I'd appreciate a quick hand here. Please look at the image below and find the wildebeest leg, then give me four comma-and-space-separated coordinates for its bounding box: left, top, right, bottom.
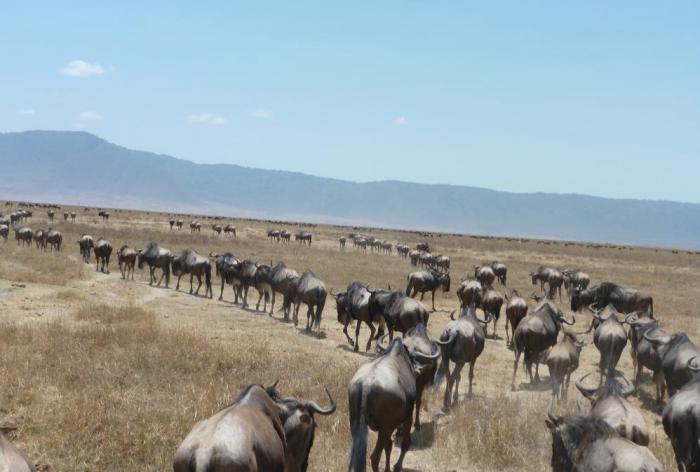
467, 361, 476, 397
353, 319, 362, 352
195, 274, 202, 295
452, 362, 464, 404
105, 255, 110, 273
419, 291, 424, 301
431, 290, 436, 311
511, 350, 522, 390
188, 273, 194, 294
242, 286, 249, 308
293, 302, 300, 326
505, 318, 511, 345
370, 430, 386, 472
414, 387, 424, 430
175, 274, 182, 291
269, 291, 276, 314
218, 276, 225, 301
443, 365, 454, 409
157, 269, 167, 287
563, 372, 571, 400
342, 319, 354, 347
393, 417, 412, 472
148, 266, 155, 285
365, 321, 376, 352
95, 257, 99, 272
255, 290, 264, 310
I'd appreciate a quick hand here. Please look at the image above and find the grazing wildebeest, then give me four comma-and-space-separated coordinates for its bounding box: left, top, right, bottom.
571, 282, 653, 315
0, 430, 35, 472
576, 371, 649, 446
480, 288, 504, 339
283, 270, 326, 333
663, 357, 700, 472
0, 224, 8, 242
14, 227, 33, 246
336, 282, 385, 352
173, 383, 336, 472
295, 231, 312, 246
546, 330, 583, 403
394, 323, 440, 430
546, 410, 663, 472
224, 224, 237, 238
63, 211, 69, 221
211, 223, 222, 235
176, 219, 183, 230
47, 210, 54, 222
339, 236, 347, 249
189, 220, 201, 233
456, 278, 483, 309
269, 262, 299, 316
98, 210, 109, 221
117, 245, 138, 280
405, 269, 450, 311
644, 330, 700, 397
530, 266, 563, 300
211, 252, 242, 302
512, 296, 575, 389
474, 264, 496, 288
504, 289, 528, 345
267, 229, 281, 242
137, 241, 173, 287
171, 248, 213, 298
435, 303, 491, 407
589, 305, 628, 382
78, 234, 94, 262
44, 229, 62, 251
169, 218, 175, 230
562, 268, 590, 294
625, 312, 666, 402
93, 238, 113, 273
347, 337, 428, 472
280, 230, 291, 243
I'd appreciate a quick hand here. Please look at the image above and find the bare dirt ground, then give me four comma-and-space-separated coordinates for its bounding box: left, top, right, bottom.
1, 204, 698, 470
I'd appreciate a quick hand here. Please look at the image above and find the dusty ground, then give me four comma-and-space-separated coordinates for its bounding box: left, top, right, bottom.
1, 204, 698, 470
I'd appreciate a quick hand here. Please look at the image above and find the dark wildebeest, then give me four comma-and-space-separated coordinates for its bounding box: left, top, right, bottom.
176, 219, 183, 230
562, 268, 590, 294
571, 282, 654, 315
70, 211, 76, 222
33, 229, 46, 250
589, 305, 629, 383
189, 220, 201, 233
117, 245, 138, 280
545, 330, 583, 404
0, 224, 8, 242
625, 312, 666, 403
252, 264, 273, 311
348, 337, 435, 472
267, 229, 281, 242
405, 269, 450, 311
490, 261, 508, 285
14, 227, 33, 247
336, 282, 386, 352
662, 357, 700, 472
434, 255, 450, 272
44, 229, 62, 251
456, 278, 483, 309
511, 295, 575, 389
530, 266, 563, 300
171, 248, 213, 298
435, 303, 491, 407
78, 234, 94, 262
0, 430, 35, 472
474, 264, 496, 288
644, 330, 700, 397
224, 224, 237, 238
211, 223, 222, 235
173, 383, 335, 472
169, 218, 175, 230
416, 242, 430, 252
280, 230, 291, 243
576, 371, 649, 446
63, 211, 69, 221
98, 210, 109, 221
137, 241, 172, 287
504, 289, 528, 345
284, 270, 326, 333
269, 262, 299, 317
234, 260, 261, 308
392, 323, 440, 431
480, 288, 504, 339
211, 252, 242, 303
295, 232, 312, 246
546, 410, 663, 472
369, 291, 429, 340
339, 236, 347, 249
93, 238, 113, 273
47, 210, 54, 222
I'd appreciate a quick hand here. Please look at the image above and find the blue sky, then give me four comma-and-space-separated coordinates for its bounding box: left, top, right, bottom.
1, 1, 698, 202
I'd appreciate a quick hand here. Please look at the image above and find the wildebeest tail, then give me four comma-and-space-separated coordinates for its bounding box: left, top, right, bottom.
348, 388, 369, 472
205, 262, 213, 298
405, 274, 413, 296
315, 291, 327, 331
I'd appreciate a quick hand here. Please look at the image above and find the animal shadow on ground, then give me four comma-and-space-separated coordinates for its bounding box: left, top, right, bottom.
635, 377, 664, 414
297, 327, 327, 340
516, 376, 552, 392
396, 420, 436, 450
336, 344, 377, 358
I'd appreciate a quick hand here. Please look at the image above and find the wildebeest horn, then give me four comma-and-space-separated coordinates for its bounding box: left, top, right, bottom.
475, 311, 492, 325
560, 314, 576, 325
643, 329, 670, 345
387, 284, 391, 291
546, 403, 561, 427
412, 344, 441, 363
268, 379, 280, 391
687, 356, 700, 373
365, 284, 373, 292
575, 372, 597, 398
619, 376, 635, 397
435, 331, 457, 346
377, 334, 390, 353
449, 310, 457, 320
307, 388, 337, 415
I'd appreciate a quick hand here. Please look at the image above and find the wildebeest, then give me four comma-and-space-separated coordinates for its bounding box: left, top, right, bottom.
78, 234, 94, 262
347, 337, 423, 472
371, 292, 429, 339
0, 224, 8, 242
504, 289, 528, 345
98, 210, 109, 221
562, 268, 590, 294
33, 229, 46, 249
189, 220, 201, 232
405, 269, 450, 311
267, 229, 281, 242
490, 261, 508, 285
456, 278, 483, 309
137, 241, 172, 287
530, 266, 563, 300
169, 218, 175, 230
546, 410, 663, 472
280, 230, 291, 243
211, 223, 222, 235
474, 264, 496, 288
339, 236, 347, 249
70, 211, 76, 222
626, 312, 666, 403
269, 261, 299, 317
211, 252, 243, 302
416, 242, 430, 252
662, 357, 700, 472
0, 430, 35, 472
644, 330, 700, 397
480, 288, 504, 339
576, 372, 649, 446
224, 224, 237, 238
295, 232, 312, 246
252, 264, 273, 311
44, 229, 62, 251
283, 270, 326, 333
63, 211, 69, 221
511, 296, 575, 389
14, 227, 33, 246
176, 219, 183, 230
571, 282, 653, 315
336, 282, 385, 352
171, 248, 213, 298
545, 330, 583, 403
93, 238, 113, 273
173, 383, 336, 472
434, 255, 450, 272
47, 210, 54, 222
589, 305, 628, 382
435, 303, 490, 407
117, 245, 138, 280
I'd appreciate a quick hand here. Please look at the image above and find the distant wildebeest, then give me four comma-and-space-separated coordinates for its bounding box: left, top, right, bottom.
78, 234, 94, 262
530, 266, 563, 300
47, 210, 54, 222
489, 261, 508, 285
339, 236, 347, 249
171, 248, 213, 298
512, 295, 575, 389
368, 290, 429, 339
189, 220, 201, 233
480, 287, 504, 339
211, 252, 242, 302
0, 224, 8, 242
545, 410, 663, 472
267, 229, 281, 242
546, 330, 583, 403
588, 305, 628, 383
434, 255, 450, 272
70, 211, 76, 222
169, 218, 175, 230
283, 270, 326, 333
0, 430, 36, 472
562, 268, 590, 294
474, 264, 496, 288
336, 282, 385, 352
644, 330, 700, 397
252, 263, 273, 311
280, 230, 291, 243
416, 242, 430, 252
408, 249, 420, 266
223, 224, 237, 238
211, 223, 222, 235
435, 303, 491, 407
576, 371, 649, 446
295, 231, 312, 246
98, 210, 109, 221
396, 244, 410, 258
176, 219, 183, 230
33, 229, 46, 250
117, 245, 138, 280
625, 311, 666, 403
268, 261, 299, 316
44, 229, 62, 251
405, 269, 450, 311
93, 238, 113, 273
504, 289, 528, 345
14, 226, 33, 246
662, 357, 700, 472
137, 241, 173, 287
173, 383, 335, 472
571, 282, 653, 315
347, 337, 431, 472
456, 278, 483, 309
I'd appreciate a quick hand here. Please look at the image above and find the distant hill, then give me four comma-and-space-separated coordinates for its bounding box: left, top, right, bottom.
1, 130, 699, 249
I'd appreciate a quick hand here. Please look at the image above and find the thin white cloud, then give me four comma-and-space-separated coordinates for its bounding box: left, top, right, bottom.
18, 108, 36, 115
393, 116, 407, 126
60, 60, 106, 77
250, 108, 273, 119
79, 111, 102, 121
188, 113, 228, 126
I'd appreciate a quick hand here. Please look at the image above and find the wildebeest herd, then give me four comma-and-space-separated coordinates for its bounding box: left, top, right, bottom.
2, 208, 700, 472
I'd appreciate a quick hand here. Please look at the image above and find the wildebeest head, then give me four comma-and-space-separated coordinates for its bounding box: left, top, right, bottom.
332, 289, 349, 324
